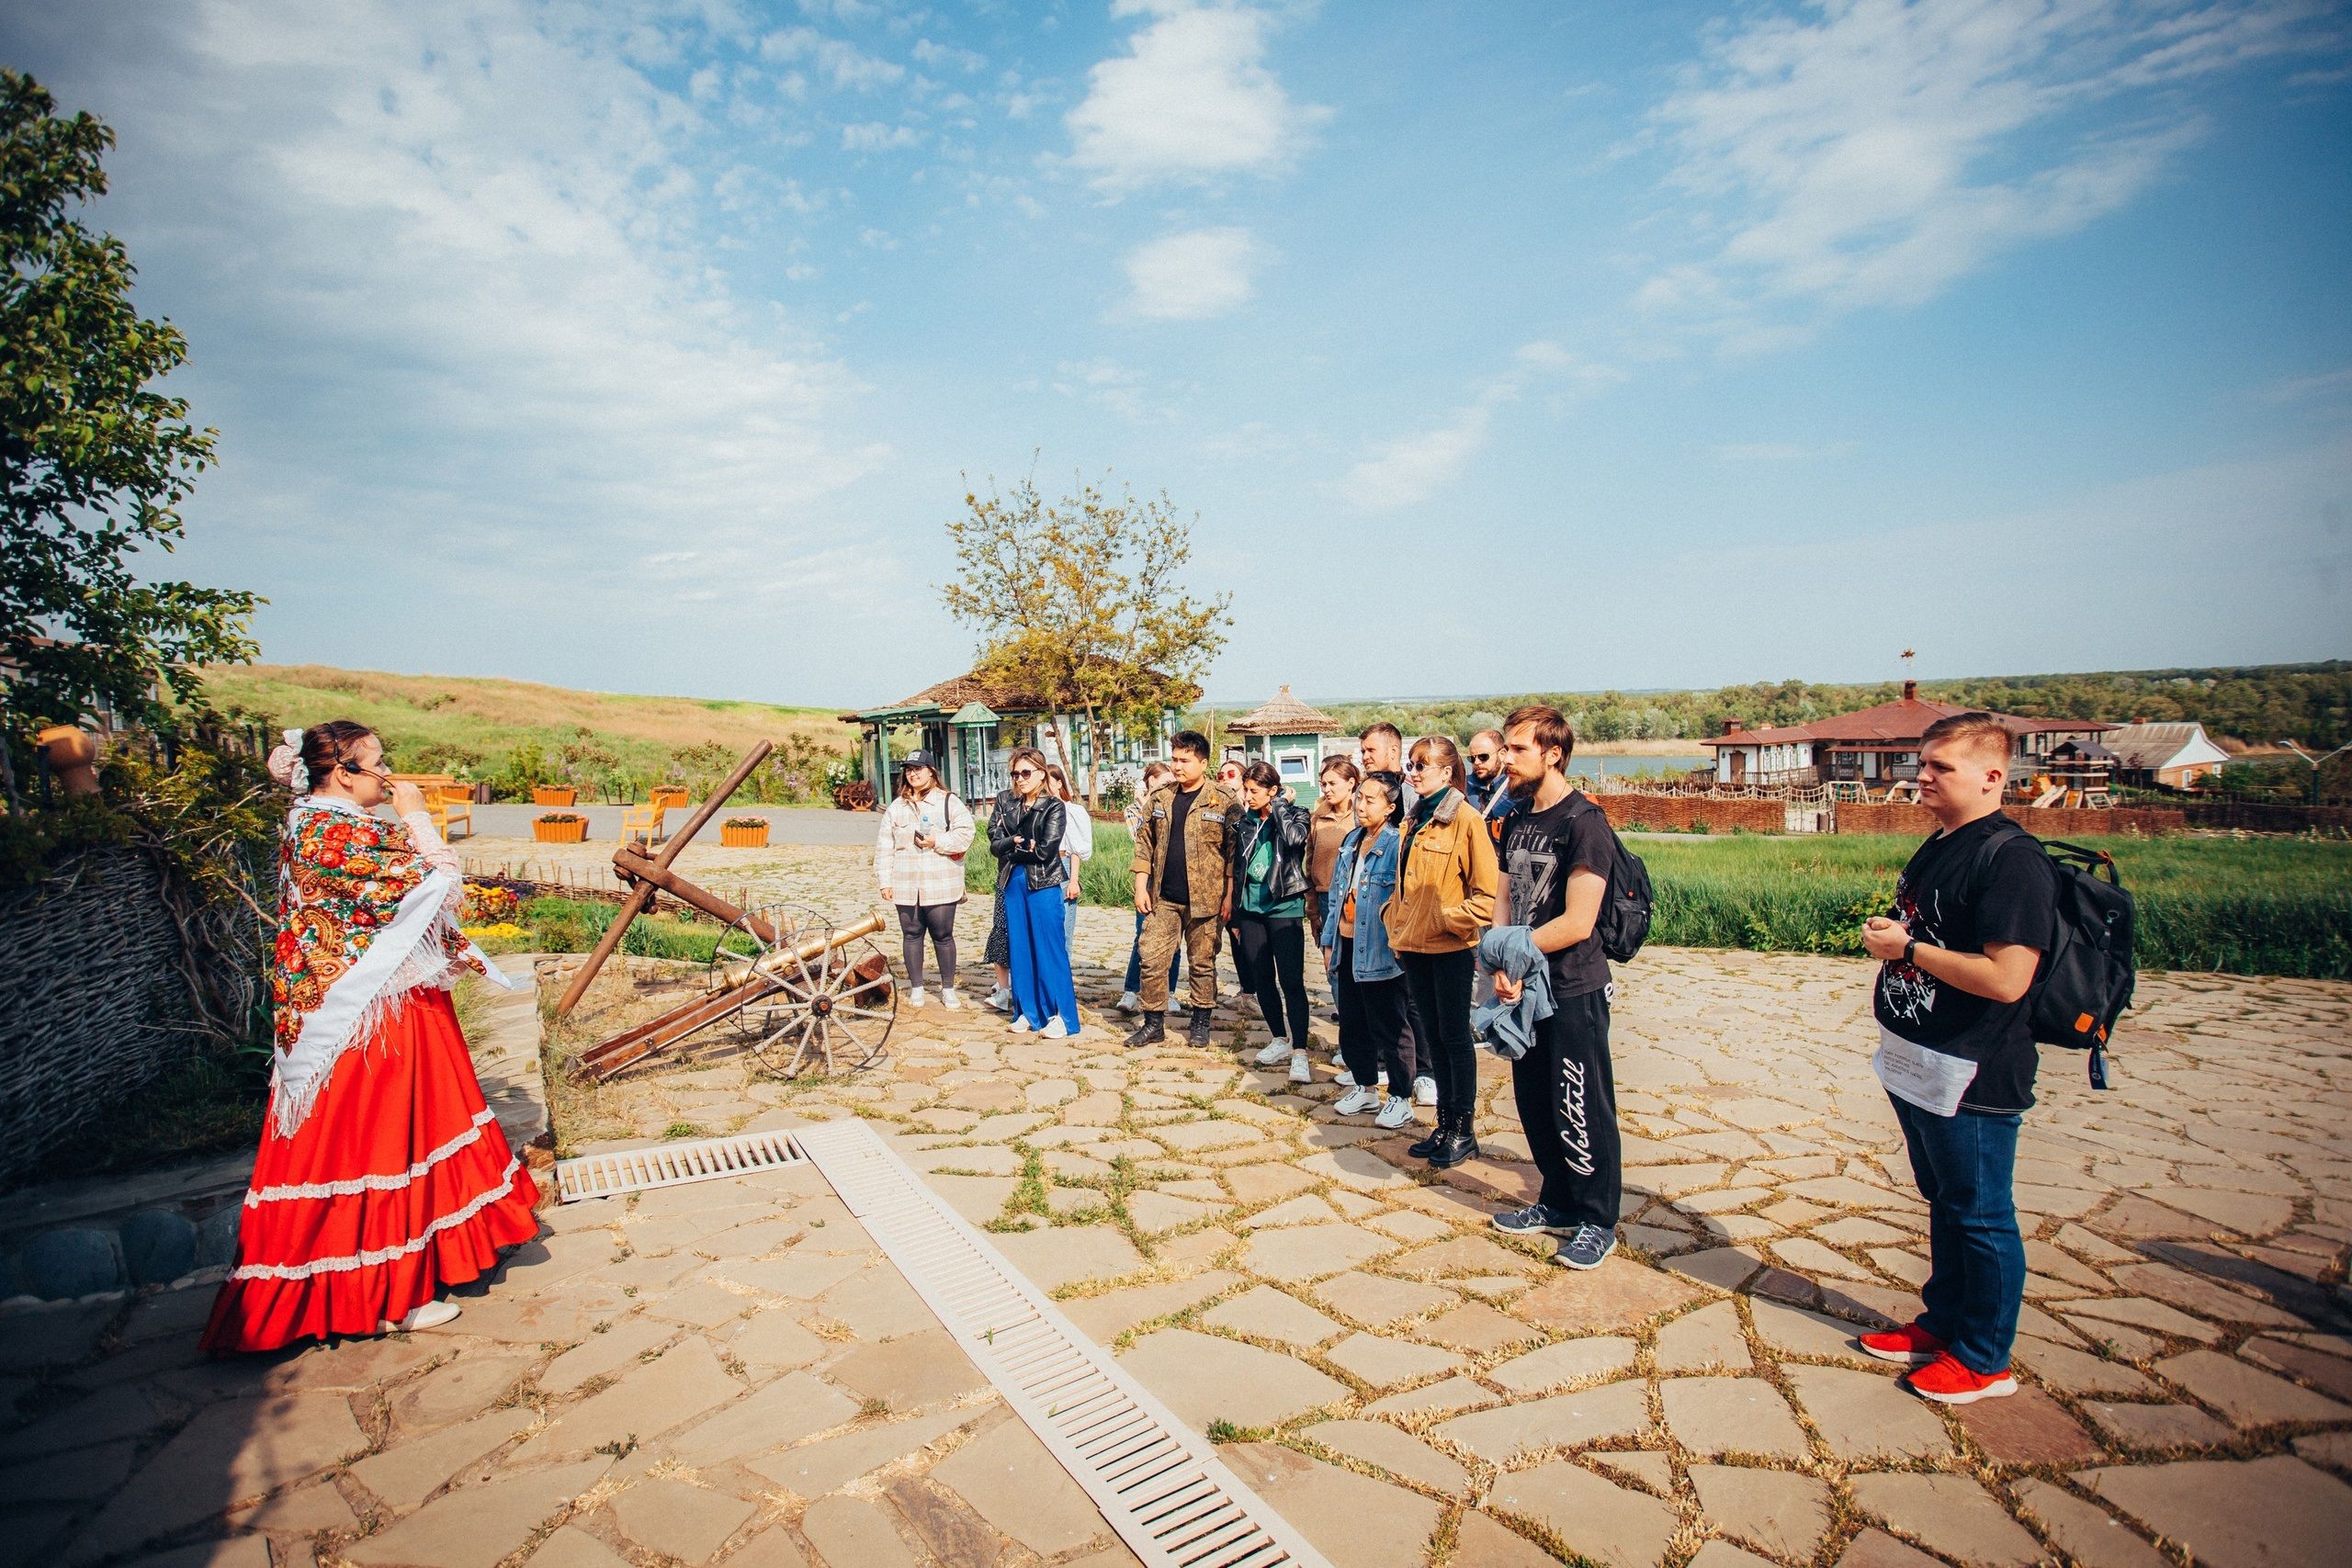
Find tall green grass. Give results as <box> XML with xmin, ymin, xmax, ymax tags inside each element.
<box><xmin>965</xmin><ymin>822</ymin><xmax>1138</xmax><ymax>908</ymax></box>
<box><xmin>1641</xmin><ymin>834</ymin><xmax>2352</xmax><ymax>978</ymax></box>
<box><xmin>476</xmin><ymin>895</ymin><xmax>752</xmax><ymax>963</ymax></box>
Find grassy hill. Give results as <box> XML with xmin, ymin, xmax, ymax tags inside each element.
<box><xmin>195</xmin><ymin>664</ymin><xmax>852</xmax><ymax>802</ymax></box>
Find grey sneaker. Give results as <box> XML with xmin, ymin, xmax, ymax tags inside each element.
<box><xmin>1491</xmin><ymin>1202</ymin><xmax>1574</xmax><ymax>1236</ymax></box>
<box><xmin>1555</xmin><ymin>1224</ymin><xmax>1618</xmax><ymax>1270</ymax></box>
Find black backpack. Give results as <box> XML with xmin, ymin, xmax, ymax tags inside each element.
<box><xmin>1568</xmin><ymin>795</ymin><xmax>1654</xmax><ymax>964</ymax></box>
<box><xmin>1976</xmin><ymin>824</ymin><xmax>2137</xmax><ymax>1089</ymax></box>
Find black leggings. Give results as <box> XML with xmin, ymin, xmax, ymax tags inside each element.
<box><xmin>1233</xmin><ymin>914</ymin><xmax>1309</xmax><ymax>1045</ymax></box>
<box><xmin>897</xmin><ymin>902</ymin><xmax>957</xmax><ymax>989</ymax></box>
<box><xmin>1399</xmin><ymin>948</ymin><xmax>1477</xmax><ymax>1126</ymax></box>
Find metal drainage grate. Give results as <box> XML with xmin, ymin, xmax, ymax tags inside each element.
<box><xmin>554</xmin><ymin>1129</ymin><xmax>807</xmax><ymax>1203</ymax></box>
<box><xmin>794</xmin><ymin>1119</ymin><xmax>1332</xmax><ymax>1568</ymax></box>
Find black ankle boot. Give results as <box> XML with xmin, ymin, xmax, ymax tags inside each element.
<box><xmin>1428</xmin><ymin>1113</ymin><xmax>1481</xmax><ymax>1169</ymax></box>
<box><xmin>1124</xmin><ymin>1011</ymin><xmax>1166</xmax><ymax>1048</ymax></box>
<box><xmin>1187</xmin><ymin>1008</ymin><xmax>1216</xmax><ymax>1047</ymax></box>
<box><xmin>1408</xmin><ymin>1111</ymin><xmax>1445</xmax><ymax>1160</ymax></box>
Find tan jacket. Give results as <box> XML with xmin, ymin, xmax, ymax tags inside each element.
<box><xmin>1384</xmin><ymin>789</ymin><xmax>1498</xmax><ymax>953</ymax></box>
<box><xmin>1128</xmin><ymin>780</ymin><xmax>1240</xmax><ymax>919</ymax></box>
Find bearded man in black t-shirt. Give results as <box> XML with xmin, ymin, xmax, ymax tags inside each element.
<box><xmin>1485</xmin><ymin>705</ymin><xmax>1624</xmax><ymax>1270</ymax></box>
<box><xmin>1856</xmin><ymin>712</ymin><xmax>2054</xmax><ymax>1407</ymax></box>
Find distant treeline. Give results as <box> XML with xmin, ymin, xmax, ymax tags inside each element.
<box><xmin>1231</xmin><ymin>661</ymin><xmax>2349</xmax><ymax>750</ymax></box>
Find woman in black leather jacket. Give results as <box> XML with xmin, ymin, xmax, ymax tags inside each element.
<box><xmin>1227</xmin><ymin>760</ymin><xmax>1315</xmax><ymax>1080</ymax></box>
<box><xmin>991</xmin><ymin>746</ymin><xmax>1080</xmax><ymax>1037</ymax></box>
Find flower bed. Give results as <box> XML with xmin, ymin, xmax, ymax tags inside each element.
<box><xmin>719</xmin><ymin>816</ymin><xmax>769</xmax><ymax>848</ymax></box>
<box><xmin>533</xmin><ymin>812</ymin><xmax>587</xmax><ymax>843</ymax></box>
<box><xmin>532</xmin><ymin>784</ymin><xmax>577</xmax><ymax>807</ymax></box>
<box><xmin>650</xmin><ymin>785</ymin><xmax>692</xmax><ymax>808</ymax></box>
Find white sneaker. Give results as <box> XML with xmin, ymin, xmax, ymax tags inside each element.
<box><xmin>941</xmin><ymin>987</ymin><xmax>963</xmax><ymax>1010</ymax></box>
<box><xmin>1374</xmin><ymin>1096</ymin><xmax>1417</xmax><ymax>1131</ymax></box>
<box><xmin>1413</xmin><ymin>1076</ymin><xmax>1438</xmax><ymax>1107</ymax></box>
<box><xmin>1288</xmin><ymin>1051</ymin><xmax>1312</xmax><ymax>1085</ymax></box>
<box><xmin>985</xmin><ymin>988</ymin><xmax>1012</xmax><ymax>1012</ymax></box>
<box><xmin>1006</xmin><ymin>1017</ymin><xmax>1034</xmax><ymax>1033</ymax></box>
<box><xmin>1115</xmin><ymin>990</ymin><xmax>1141</xmax><ymax>1014</ymax></box>
<box><xmin>907</xmin><ymin>986</ymin><xmax>927</xmax><ymax>1009</ymax></box>
<box><xmin>1333</xmin><ymin>1067</ymin><xmax>1361</xmax><ymax>1089</ymax></box>
<box><xmin>381</xmin><ymin>1299</ymin><xmax>461</xmax><ymax>1333</ymax></box>
<box><xmin>1041</xmin><ymin>1019</ymin><xmax>1074</xmax><ymax>1039</ymax></box>
<box><xmin>1253</xmin><ymin>1038</ymin><xmax>1293</xmax><ymax>1067</ymax></box>
<box><xmin>1334</xmin><ymin>1086</ymin><xmax>1380</xmax><ymax>1116</ymax></box>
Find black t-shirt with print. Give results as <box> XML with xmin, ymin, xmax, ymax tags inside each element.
<box><xmin>1499</xmin><ymin>793</ymin><xmax>1616</xmax><ymax>998</ymax></box>
<box><xmin>1872</xmin><ymin>811</ymin><xmax>2057</xmax><ymax>1114</ymax></box>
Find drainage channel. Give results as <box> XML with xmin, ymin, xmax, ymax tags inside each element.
<box><xmin>556</xmin><ymin>1122</ymin><xmax>1329</xmax><ymax>1566</ymax></box>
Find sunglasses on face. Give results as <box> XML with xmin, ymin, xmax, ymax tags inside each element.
<box><xmin>1011</xmin><ymin>767</ymin><xmax>1039</xmax><ymax>779</ymax></box>
<box><xmin>1411</xmin><ymin>759</ymin><xmax>1449</xmax><ymax>773</ymax></box>
<box><xmin>1468</xmin><ymin>752</ymin><xmax>1495</xmax><ymax>763</ymax></box>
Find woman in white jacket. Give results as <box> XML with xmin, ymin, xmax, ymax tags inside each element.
<box><xmin>875</xmin><ymin>750</ymin><xmax>975</xmax><ymax>1007</ymax></box>
<box><xmin>1047</xmin><ymin>763</ymin><xmax>1092</xmax><ymax>947</ymax></box>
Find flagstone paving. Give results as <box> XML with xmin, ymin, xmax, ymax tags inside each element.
<box><xmin>3</xmin><ymin>837</ymin><xmax>2349</xmax><ymax>1565</ymax></box>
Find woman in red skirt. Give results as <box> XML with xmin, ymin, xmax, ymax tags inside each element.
<box><xmin>203</xmin><ymin>721</ymin><xmax>541</xmax><ymax>1353</ymax></box>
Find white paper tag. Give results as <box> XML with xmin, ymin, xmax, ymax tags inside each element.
<box><xmin>1872</xmin><ymin>1025</ymin><xmax>1978</xmax><ymax>1117</ymax></box>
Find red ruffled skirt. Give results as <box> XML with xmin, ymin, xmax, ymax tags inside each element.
<box><xmin>202</xmin><ymin>987</ymin><xmax>541</xmax><ymax>1353</ymax></box>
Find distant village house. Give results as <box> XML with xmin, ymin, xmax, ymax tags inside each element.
<box><xmin>1700</xmin><ymin>681</ymin><xmax>2112</xmax><ymax>790</ymax></box>
<box><xmin>840</xmin><ymin>662</ymin><xmax>1195</xmax><ymax>802</ymax></box>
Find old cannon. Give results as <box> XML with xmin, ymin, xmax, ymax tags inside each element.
<box><xmin>556</xmin><ymin>741</ymin><xmax>897</xmax><ymax>1083</ymax></box>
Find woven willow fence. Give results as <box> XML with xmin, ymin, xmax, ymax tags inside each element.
<box><xmin>0</xmin><ymin>846</ymin><xmax>267</xmax><ymax>1189</ymax></box>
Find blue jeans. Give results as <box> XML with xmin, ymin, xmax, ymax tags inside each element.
<box><xmin>1006</xmin><ymin>881</ymin><xmax>1080</xmax><ymax>1033</ymax></box>
<box><xmin>1890</xmin><ymin>1094</ymin><xmax>2025</xmax><ymax>1374</ymax></box>
<box><xmin>1123</xmin><ymin>908</ymin><xmax>1181</xmax><ymax>994</ymax></box>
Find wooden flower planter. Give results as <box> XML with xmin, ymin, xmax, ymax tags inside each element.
<box><xmin>533</xmin><ymin>813</ymin><xmax>587</xmax><ymax>843</ymax></box>
<box><xmin>719</xmin><ymin>820</ymin><xmax>769</xmax><ymax>849</ymax></box>
<box><xmin>532</xmin><ymin>785</ymin><xmax>576</xmax><ymax>807</ymax></box>
<box><xmin>650</xmin><ymin>785</ymin><xmax>692</xmax><ymax>808</ymax></box>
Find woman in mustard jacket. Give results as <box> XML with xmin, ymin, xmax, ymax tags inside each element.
<box><xmin>1385</xmin><ymin>735</ymin><xmax>1498</xmax><ymax>1168</ymax></box>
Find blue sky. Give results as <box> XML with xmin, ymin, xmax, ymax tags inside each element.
<box><xmin>7</xmin><ymin>0</ymin><xmax>2348</xmax><ymax>709</ymax></box>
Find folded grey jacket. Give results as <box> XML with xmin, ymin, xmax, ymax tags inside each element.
<box><xmin>1472</xmin><ymin>925</ymin><xmax>1556</xmax><ymax>1060</ymax></box>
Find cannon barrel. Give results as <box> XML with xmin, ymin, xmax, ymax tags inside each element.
<box><xmin>711</xmin><ymin>912</ymin><xmax>887</xmax><ymax>990</ymax></box>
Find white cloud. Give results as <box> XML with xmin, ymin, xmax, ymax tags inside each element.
<box><xmin>760</xmin><ymin>25</ymin><xmax>905</xmax><ymax>90</ymax></box>
<box><xmin>912</xmin><ymin>37</ymin><xmax>985</xmax><ymax>73</ymax></box>
<box><xmin>1644</xmin><ymin>0</ymin><xmax>2343</xmax><ymax>344</ymax></box>
<box><xmin>1122</xmin><ymin>226</ymin><xmax>1261</xmax><ymax>321</ymax></box>
<box><xmin>1340</xmin><ymin>343</ymin><xmax>1623</xmax><ymax>510</ymax></box>
<box><xmin>841</xmin><ymin>120</ymin><xmax>922</xmax><ymax>151</ymax></box>
<box><xmin>1066</xmin><ymin>1</ymin><xmax>1329</xmax><ymax>190</ymax></box>
<box><xmin>1052</xmin><ymin>356</ymin><xmax>1153</xmax><ymax>419</ymax></box>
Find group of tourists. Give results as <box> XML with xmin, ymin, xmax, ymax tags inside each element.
<box><xmin>216</xmin><ymin>705</ymin><xmax>2053</xmax><ymax>1413</ymax></box>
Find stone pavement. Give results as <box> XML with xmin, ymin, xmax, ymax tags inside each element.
<box><xmin>4</xmin><ymin>839</ymin><xmax>2348</xmax><ymax>1567</ymax></box>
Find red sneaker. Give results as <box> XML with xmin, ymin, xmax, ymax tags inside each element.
<box><xmin>1904</xmin><ymin>1351</ymin><xmax>2017</xmax><ymax>1404</ymax></box>
<box><xmin>1858</xmin><ymin>1322</ymin><xmax>1946</xmax><ymax>1367</ymax></box>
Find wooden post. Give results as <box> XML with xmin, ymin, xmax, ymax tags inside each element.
<box><xmin>554</xmin><ymin>739</ymin><xmax>774</xmax><ymax>1015</ymax></box>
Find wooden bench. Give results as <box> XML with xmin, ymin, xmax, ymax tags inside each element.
<box><xmin>390</xmin><ymin>773</ymin><xmax>475</xmax><ymax>840</ymax></box>
<box><xmin>619</xmin><ymin>800</ymin><xmax>667</xmax><ymax>849</ymax></box>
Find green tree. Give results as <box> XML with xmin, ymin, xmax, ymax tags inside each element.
<box><xmin>1</xmin><ymin>71</ymin><xmax>259</xmax><ymax>766</ymax></box>
<box><xmin>941</xmin><ymin>470</ymin><xmax>1231</xmax><ymax>803</ymax></box>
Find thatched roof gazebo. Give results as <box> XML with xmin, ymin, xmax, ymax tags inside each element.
<box><xmin>1226</xmin><ymin>685</ymin><xmax>1341</xmax><ymax>802</ymax></box>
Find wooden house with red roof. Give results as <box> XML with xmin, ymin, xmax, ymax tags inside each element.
<box><xmin>1699</xmin><ymin>681</ymin><xmax>2112</xmax><ymax>791</ymax></box>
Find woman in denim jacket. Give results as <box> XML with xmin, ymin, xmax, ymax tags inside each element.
<box><xmin>1319</xmin><ymin>771</ymin><xmax>1419</xmax><ymax>1131</ymax></box>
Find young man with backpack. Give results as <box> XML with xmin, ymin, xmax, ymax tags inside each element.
<box><xmin>1858</xmin><ymin>711</ymin><xmax>2057</xmax><ymax>1405</ymax></box>
<box><xmin>1486</xmin><ymin>705</ymin><xmax>1628</xmax><ymax>1270</ymax></box>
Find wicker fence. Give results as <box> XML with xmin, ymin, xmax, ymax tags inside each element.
<box><xmin>0</xmin><ymin>847</ymin><xmax>266</xmax><ymax>1190</ymax></box>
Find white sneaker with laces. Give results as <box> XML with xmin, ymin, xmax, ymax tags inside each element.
<box><xmin>1115</xmin><ymin>990</ymin><xmax>1142</xmax><ymax>1014</ymax></box>
<box><xmin>941</xmin><ymin>987</ymin><xmax>963</xmax><ymax>1010</ymax></box>
<box><xmin>985</xmin><ymin>988</ymin><xmax>1012</xmax><ymax>1012</ymax></box>
<box><xmin>1374</xmin><ymin>1096</ymin><xmax>1417</xmax><ymax>1131</ymax></box>
<box><xmin>907</xmin><ymin>986</ymin><xmax>926</xmax><ymax>1009</ymax></box>
<box><xmin>1333</xmin><ymin>1086</ymin><xmax>1380</xmax><ymax>1116</ymax></box>
<box><xmin>1252</xmin><ymin>1037</ymin><xmax>1293</xmax><ymax>1067</ymax></box>
<box><xmin>1287</xmin><ymin>1051</ymin><xmax>1312</xmax><ymax>1084</ymax></box>
<box><xmin>1041</xmin><ymin>1019</ymin><xmax>1074</xmax><ymax>1039</ymax></box>
<box><xmin>1006</xmin><ymin>1017</ymin><xmax>1034</xmax><ymax>1033</ymax></box>
<box><xmin>381</xmin><ymin>1298</ymin><xmax>461</xmax><ymax>1333</ymax></box>
<box><xmin>1413</xmin><ymin>1075</ymin><xmax>1438</xmax><ymax>1106</ymax></box>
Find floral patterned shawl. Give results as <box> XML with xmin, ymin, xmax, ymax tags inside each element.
<box><xmin>268</xmin><ymin>796</ymin><xmax>511</xmax><ymax>1133</ymax></box>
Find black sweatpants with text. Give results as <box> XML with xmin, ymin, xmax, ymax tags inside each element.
<box><xmin>1510</xmin><ymin>985</ymin><xmax>1621</xmax><ymax>1229</ymax></box>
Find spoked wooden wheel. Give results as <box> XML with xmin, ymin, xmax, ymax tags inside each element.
<box><xmin>706</xmin><ymin>902</ymin><xmax>830</xmax><ymax>1043</ymax></box>
<box><xmin>706</xmin><ymin>904</ymin><xmax>897</xmax><ymax>1077</ymax></box>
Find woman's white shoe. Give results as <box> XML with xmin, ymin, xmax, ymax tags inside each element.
<box><xmin>1287</xmin><ymin>1051</ymin><xmax>1313</xmax><ymax>1084</ymax></box>
<box><xmin>1374</xmin><ymin>1096</ymin><xmax>1417</xmax><ymax>1131</ymax></box>
<box><xmin>1040</xmin><ymin>1019</ymin><xmax>1075</xmax><ymax>1039</ymax></box>
<box><xmin>940</xmin><ymin>987</ymin><xmax>963</xmax><ymax>1010</ymax></box>
<box><xmin>1005</xmin><ymin>1017</ymin><xmax>1034</xmax><ymax>1033</ymax></box>
<box><xmin>1252</xmin><ymin>1037</ymin><xmax>1293</xmax><ymax>1066</ymax></box>
<box><xmin>907</xmin><ymin>986</ymin><xmax>927</xmax><ymax>1009</ymax></box>
<box><xmin>381</xmin><ymin>1299</ymin><xmax>461</xmax><ymax>1334</ymax></box>
<box><xmin>1334</xmin><ymin>1086</ymin><xmax>1380</xmax><ymax>1116</ymax></box>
